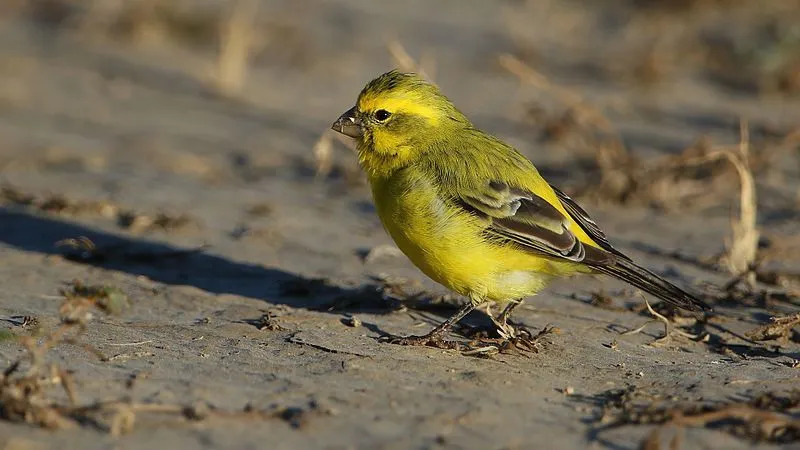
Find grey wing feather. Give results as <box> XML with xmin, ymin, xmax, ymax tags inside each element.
<box><xmin>455</xmin><ymin>180</ymin><xmax>711</xmax><ymax>312</ymax></box>
<box><xmin>549</xmin><ymin>185</ymin><xmax>631</xmax><ymax>261</ymax></box>
<box><xmin>457</xmin><ymin>181</ymin><xmax>612</xmax><ymax>264</ymax></box>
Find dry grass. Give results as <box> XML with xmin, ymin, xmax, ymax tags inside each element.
<box><xmin>669</xmin><ymin>120</ymin><xmax>758</xmax><ymax>282</ymax></box>
<box><xmin>312</xmin><ymin>131</ymin><xmax>334</xmax><ymax>179</ymax></box>
<box><xmin>499</xmin><ymin>53</ymin><xmax>763</xmax><ymax>283</ymax></box>
<box><xmin>1</xmin><ymin>184</ymin><xmax>118</xmax><ymax>218</ymax></box>
<box><xmin>709</xmin><ymin>127</ymin><xmax>756</xmax><ymax>276</ymax></box>
<box><xmin>642</xmin><ymin>400</ymin><xmax>800</xmax><ymax>449</ymax></box>
<box><xmin>595</xmin><ymin>387</ymin><xmax>800</xmax><ymax>447</ymax></box>
<box><xmin>387</xmin><ymin>39</ymin><xmax>436</xmax><ymax>81</ymax></box>
<box><xmin>498</xmin><ymin>53</ymin><xmax>617</xmax><ymax>134</ymax></box>
<box><xmin>0</xmin><ymin>281</ymin><xmax>126</xmax><ymax>430</ymax></box>
<box><xmin>116</xmin><ymin>210</ymin><xmax>197</xmax><ymax>233</ymax></box>
<box><xmin>746</xmin><ymin>313</ymin><xmax>800</xmax><ymax>342</ymax></box>
<box><xmin>620</xmin><ymin>297</ymin><xmax>707</xmax><ymax>345</ymax></box>
<box><xmin>1</xmin><ymin>183</ymin><xmax>198</xmax><ymax>233</ymax></box>
<box><xmin>725</xmin><ymin>122</ymin><xmax>758</xmax><ymax>282</ymax></box>
<box><xmin>568</xmin><ymin>130</ymin><xmax>760</xmax><ymax>215</ymax></box>
<box><xmin>214</xmin><ymin>0</ymin><xmax>258</xmax><ymax>95</ymax></box>
<box><xmin>309</xmin><ymin>131</ymin><xmax>361</xmax><ymax>186</ymax></box>
<box><xmin>0</xmin><ymin>280</ymin><xmax>329</xmax><ymax>435</ymax></box>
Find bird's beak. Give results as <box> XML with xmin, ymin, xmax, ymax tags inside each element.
<box><xmin>331</xmin><ymin>106</ymin><xmax>362</xmax><ymax>138</ymax></box>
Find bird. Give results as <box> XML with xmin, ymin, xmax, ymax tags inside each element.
<box><xmin>331</xmin><ymin>70</ymin><xmax>710</xmax><ymax>347</ymax></box>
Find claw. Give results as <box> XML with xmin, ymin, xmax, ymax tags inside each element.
<box><xmin>380</xmin><ymin>334</ymin><xmax>463</xmax><ymax>350</ymax></box>
<box><xmin>461</xmin><ymin>324</ymin><xmax>548</xmax><ymax>357</ymax></box>
<box><xmin>491</xmin><ymin>315</ymin><xmax>518</xmax><ymax>340</ymax></box>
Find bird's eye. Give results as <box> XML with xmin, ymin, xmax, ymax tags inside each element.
<box><xmin>374</xmin><ymin>109</ymin><xmax>391</xmax><ymax>122</ymax></box>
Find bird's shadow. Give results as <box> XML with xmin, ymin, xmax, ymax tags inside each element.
<box><xmin>0</xmin><ymin>207</ymin><xmax>513</xmax><ymax>343</ymax></box>
<box><xmin>0</xmin><ymin>207</ymin><xmax>371</xmax><ymax>311</ymax></box>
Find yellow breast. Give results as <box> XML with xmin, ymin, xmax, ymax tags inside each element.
<box><xmin>370</xmin><ymin>170</ymin><xmax>579</xmax><ymax>303</ymax></box>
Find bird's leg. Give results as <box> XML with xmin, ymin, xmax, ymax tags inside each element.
<box><xmin>491</xmin><ymin>299</ymin><xmax>524</xmax><ymax>339</ymax></box>
<box><xmin>385</xmin><ymin>301</ymin><xmax>476</xmax><ymax>349</ymax></box>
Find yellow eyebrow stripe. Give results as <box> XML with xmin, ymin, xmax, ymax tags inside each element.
<box><xmin>358</xmin><ymin>95</ymin><xmax>441</xmax><ymax>125</ymax></box>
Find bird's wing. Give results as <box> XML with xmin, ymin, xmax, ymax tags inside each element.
<box><xmin>455</xmin><ymin>179</ymin><xmax>711</xmax><ymax>311</ymax></box>
<box><xmin>548</xmin><ymin>184</ymin><xmax>631</xmax><ymax>261</ymax></box>
<box><xmin>457</xmin><ymin>180</ymin><xmax>615</xmax><ymax>265</ymax></box>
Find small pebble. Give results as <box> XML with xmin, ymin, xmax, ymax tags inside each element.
<box><xmin>343</xmin><ymin>316</ymin><xmax>362</xmax><ymax>327</ymax></box>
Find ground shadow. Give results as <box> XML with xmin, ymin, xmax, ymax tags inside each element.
<box><xmin>0</xmin><ymin>207</ymin><xmax>510</xmax><ymax>338</ymax></box>
<box><xmin>0</xmin><ymin>207</ymin><xmax>362</xmax><ymax>310</ymax></box>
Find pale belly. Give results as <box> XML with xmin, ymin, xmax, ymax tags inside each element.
<box><xmin>371</xmin><ymin>172</ymin><xmax>564</xmax><ymax>303</ymax></box>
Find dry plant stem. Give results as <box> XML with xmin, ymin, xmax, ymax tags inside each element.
<box><xmin>461</xmin><ymin>346</ymin><xmax>500</xmax><ymax>356</ymax></box>
<box><xmin>106</xmin><ymin>340</ymin><xmax>153</xmax><ymax>347</ymax></box>
<box><xmin>497</xmin><ymin>53</ymin><xmax>614</xmax><ymax>132</ymax></box>
<box><xmin>312</xmin><ymin>130</ymin><xmax>357</xmax><ymax>179</ymax></box>
<box><xmin>418</xmin><ymin>49</ymin><xmax>437</xmax><ymax>81</ymax></box>
<box><xmin>668</xmin><ymin>120</ymin><xmax>758</xmax><ymax>284</ymax></box>
<box><xmin>646</xmin><ymin>405</ymin><xmax>800</xmax><ymax>449</ymax></box>
<box><xmin>728</xmin><ymin>120</ymin><xmax>758</xmax><ymax>286</ymax></box>
<box><xmin>387</xmin><ymin>40</ymin><xmax>433</xmax><ymax>81</ymax></box>
<box><xmin>621</xmin><ymin>297</ymin><xmax>702</xmax><ymax>343</ymax></box>
<box><xmin>312</xmin><ymin>131</ymin><xmax>334</xmax><ymax>178</ymax></box>
<box><xmin>746</xmin><ymin>313</ymin><xmax>800</xmax><ymax>342</ymax></box>
<box><xmin>216</xmin><ymin>0</ymin><xmax>258</xmax><ymax>94</ymax></box>
<box><xmin>0</xmin><ymin>282</ymin><xmax>293</xmax><ymax>435</ymax></box>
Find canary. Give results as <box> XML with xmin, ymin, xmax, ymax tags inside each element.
<box><xmin>332</xmin><ymin>70</ymin><xmax>710</xmax><ymax>346</ymax></box>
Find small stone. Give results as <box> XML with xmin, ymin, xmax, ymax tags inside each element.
<box><xmin>342</xmin><ymin>316</ymin><xmax>362</xmax><ymax>327</ymax></box>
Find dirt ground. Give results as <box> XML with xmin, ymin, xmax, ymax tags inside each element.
<box><xmin>1</xmin><ymin>1</ymin><xmax>800</xmax><ymax>448</ymax></box>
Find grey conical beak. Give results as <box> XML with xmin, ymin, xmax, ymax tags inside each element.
<box><xmin>331</xmin><ymin>106</ymin><xmax>362</xmax><ymax>138</ymax></box>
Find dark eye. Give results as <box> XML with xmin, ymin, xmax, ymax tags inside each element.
<box><xmin>374</xmin><ymin>109</ymin><xmax>391</xmax><ymax>122</ymax></box>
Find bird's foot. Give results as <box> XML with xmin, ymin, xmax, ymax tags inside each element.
<box><xmin>463</xmin><ymin>325</ymin><xmax>555</xmax><ymax>357</ymax></box>
<box><xmin>491</xmin><ymin>312</ymin><xmax>522</xmax><ymax>340</ymax></box>
<box><xmin>494</xmin><ymin>321</ymin><xmax>519</xmax><ymax>340</ymax></box>
<box><xmin>381</xmin><ymin>333</ymin><xmax>463</xmax><ymax>350</ymax></box>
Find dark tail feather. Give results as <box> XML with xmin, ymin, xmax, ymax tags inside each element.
<box><xmin>592</xmin><ymin>259</ymin><xmax>712</xmax><ymax>312</ymax></box>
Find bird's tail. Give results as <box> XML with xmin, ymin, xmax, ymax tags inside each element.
<box><xmin>592</xmin><ymin>259</ymin><xmax>712</xmax><ymax>312</ymax></box>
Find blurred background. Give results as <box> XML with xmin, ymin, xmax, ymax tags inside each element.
<box><xmin>1</xmin><ymin>1</ymin><xmax>800</xmax><ymax>447</ymax></box>
<box><xmin>1</xmin><ymin>0</ymin><xmax>798</xmax><ymax>282</ymax></box>
<box><xmin>0</xmin><ymin>0</ymin><xmax>799</xmax><ymax>292</ymax></box>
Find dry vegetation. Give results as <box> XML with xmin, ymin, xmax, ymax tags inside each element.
<box><xmin>0</xmin><ymin>281</ymin><xmax>329</xmax><ymax>436</ymax></box>
<box><xmin>16</xmin><ymin>0</ymin><xmax>306</xmax><ymax>96</ymax></box>
<box><xmin>495</xmin><ymin>10</ymin><xmax>800</xmax><ymax>444</ymax></box>
<box><xmin>1</xmin><ymin>0</ymin><xmax>799</xmax><ymax>448</ymax></box>
<box><xmin>594</xmin><ymin>387</ymin><xmax>800</xmax><ymax>448</ymax></box>
<box><xmin>214</xmin><ymin>0</ymin><xmax>258</xmax><ymax>95</ymax></box>
<box><xmin>499</xmin><ymin>55</ymin><xmax>776</xmax><ymax>287</ymax></box>
<box><xmin>0</xmin><ymin>184</ymin><xmax>198</xmax><ymax>233</ymax></box>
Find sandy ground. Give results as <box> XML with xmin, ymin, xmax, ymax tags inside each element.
<box><xmin>1</xmin><ymin>1</ymin><xmax>800</xmax><ymax>448</ymax></box>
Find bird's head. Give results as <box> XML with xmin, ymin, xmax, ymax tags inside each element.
<box><xmin>332</xmin><ymin>70</ymin><xmax>470</xmax><ymax>177</ymax></box>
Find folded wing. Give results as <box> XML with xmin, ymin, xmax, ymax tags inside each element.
<box><xmin>458</xmin><ymin>180</ymin><xmax>613</xmax><ymax>265</ymax></box>
<box><xmin>455</xmin><ymin>180</ymin><xmax>711</xmax><ymax>312</ymax></box>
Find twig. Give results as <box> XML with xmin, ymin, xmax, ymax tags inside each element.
<box><xmin>621</xmin><ymin>296</ymin><xmax>704</xmax><ymax>343</ymax></box>
<box><xmin>312</xmin><ymin>131</ymin><xmax>334</xmax><ymax>178</ymax></box>
<box><xmin>498</xmin><ymin>53</ymin><xmax>614</xmax><ymax>132</ymax></box>
<box><xmin>215</xmin><ymin>0</ymin><xmax>258</xmax><ymax>95</ymax></box>
<box><xmin>387</xmin><ymin>39</ymin><xmax>433</xmax><ymax>81</ymax></box>
<box><xmin>746</xmin><ymin>313</ymin><xmax>800</xmax><ymax>342</ymax></box>
<box><xmin>645</xmin><ymin>404</ymin><xmax>800</xmax><ymax>448</ymax></box>
<box><xmin>105</xmin><ymin>340</ymin><xmax>153</xmax><ymax>347</ymax></box>
<box><xmin>658</xmin><ymin>120</ymin><xmax>758</xmax><ymax>283</ymax></box>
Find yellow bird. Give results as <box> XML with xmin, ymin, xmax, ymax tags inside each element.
<box><xmin>332</xmin><ymin>70</ymin><xmax>709</xmax><ymax>346</ymax></box>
